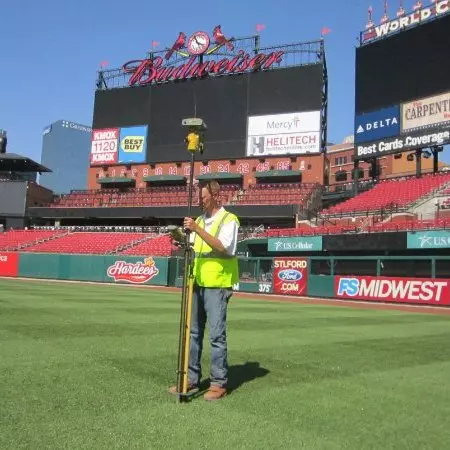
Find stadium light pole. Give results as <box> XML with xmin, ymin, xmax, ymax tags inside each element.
<box><xmin>170</xmin><ymin>118</ymin><xmax>206</xmax><ymax>403</ymax></box>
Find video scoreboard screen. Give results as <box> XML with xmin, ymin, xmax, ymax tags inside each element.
<box><xmin>91</xmin><ymin>64</ymin><xmax>324</xmax><ymax>165</ymax></box>
<box><xmin>354</xmin><ymin>10</ymin><xmax>450</xmax><ymax>160</ymax></box>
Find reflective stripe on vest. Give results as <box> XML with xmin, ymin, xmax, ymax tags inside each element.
<box><xmin>193</xmin><ymin>209</ymin><xmax>239</xmax><ymax>288</ymax></box>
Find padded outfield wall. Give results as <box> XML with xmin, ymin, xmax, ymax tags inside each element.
<box><xmin>1</xmin><ymin>251</ymin><xmax>450</xmax><ymax>307</ymax></box>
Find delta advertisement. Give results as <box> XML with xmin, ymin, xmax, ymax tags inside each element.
<box><xmin>0</xmin><ymin>253</ymin><xmax>19</xmax><ymax>277</ymax></box>
<box><xmin>355</xmin><ymin>90</ymin><xmax>450</xmax><ymax>159</ymax></box>
<box><xmin>335</xmin><ymin>276</ymin><xmax>450</xmax><ymax>305</ymax></box>
<box><xmin>272</xmin><ymin>257</ymin><xmax>309</xmax><ymax>295</ymax></box>
<box><xmin>246</xmin><ymin>111</ymin><xmax>321</xmax><ymax>157</ymax></box>
<box><xmin>91</xmin><ymin>125</ymin><xmax>148</xmax><ymax>165</ymax></box>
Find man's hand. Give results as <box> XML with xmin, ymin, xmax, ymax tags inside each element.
<box><xmin>183</xmin><ymin>217</ymin><xmax>198</xmax><ymax>232</ymax></box>
<box><xmin>184</xmin><ymin>216</ymin><xmax>227</xmax><ymax>254</ymax></box>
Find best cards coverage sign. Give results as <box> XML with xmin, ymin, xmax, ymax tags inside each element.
<box><xmin>272</xmin><ymin>257</ymin><xmax>309</xmax><ymax>296</ymax></box>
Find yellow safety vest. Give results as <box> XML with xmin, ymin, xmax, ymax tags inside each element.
<box><xmin>193</xmin><ymin>209</ymin><xmax>240</xmax><ymax>288</ymax></box>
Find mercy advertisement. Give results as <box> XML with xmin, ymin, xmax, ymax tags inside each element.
<box><xmin>273</xmin><ymin>258</ymin><xmax>309</xmax><ymax>295</ymax></box>
<box><xmin>0</xmin><ymin>253</ymin><xmax>19</xmax><ymax>277</ymax></box>
<box><xmin>246</xmin><ymin>111</ymin><xmax>321</xmax><ymax>156</ymax></box>
<box><xmin>335</xmin><ymin>276</ymin><xmax>450</xmax><ymax>305</ymax></box>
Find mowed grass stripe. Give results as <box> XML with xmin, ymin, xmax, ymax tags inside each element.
<box><xmin>1</xmin><ymin>278</ymin><xmax>450</xmax><ymax>449</ymax></box>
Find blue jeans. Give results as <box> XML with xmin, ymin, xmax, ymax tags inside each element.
<box><xmin>188</xmin><ymin>286</ymin><xmax>233</xmax><ymax>387</ymax></box>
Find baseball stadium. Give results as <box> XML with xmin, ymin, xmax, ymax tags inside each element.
<box><xmin>2</xmin><ymin>2</ymin><xmax>450</xmax><ymax>448</ymax></box>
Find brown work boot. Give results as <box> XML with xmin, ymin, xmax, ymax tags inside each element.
<box><xmin>204</xmin><ymin>385</ymin><xmax>227</xmax><ymax>401</ymax></box>
<box><xmin>168</xmin><ymin>384</ymin><xmax>199</xmax><ymax>395</ymax></box>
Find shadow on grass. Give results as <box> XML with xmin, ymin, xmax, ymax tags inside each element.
<box><xmin>196</xmin><ymin>361</ymin><xmax>270</xmax><ymax>396</ymax></box>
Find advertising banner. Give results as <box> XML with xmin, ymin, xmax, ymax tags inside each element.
<box><xmin>106</xmin><ymin>256</ymin><xmax>160</xmax><ymax>284</ymax></box>
<box><xmin>354</xmin><ymin>105</ymin><xmax>400</xmax><ymax>144</ymax></box>
<box><xmin>273</xmin><ymin>257</ymin><xmax>309</xmax><ymax>295</ymax></box>
<box><xmin>407</xmin><ymin>231</ymin><xmax>450</xmax><ymax>249</ymax></box>
<box><xmin>268</xmin><ymin>236</ymin><xmax>322</xmax><ymax>252</ymax></box>
<box><xmin>355</xmin><ymin>129</ymin><xmax>450</xmax><ymax>159</ymax></box>
<box><xmin>335</xmin><ymin>276</ymin><xmax>450</xmax><ymax>305</ymax></box>
<box><xmin>361</xmin><ymin>0</ymin><xmax>450</xmax><ymax>43</ymax></box>
<box><xmin>90</xmin><ymin>128</ymin><xmax>119</xmax><ymax>165</ymax></box>
<box><xmin>246</xmin><ymin>111</ymin><xmax>321</xmax><ymax>156</ymax></box>
<box><xmin>0</xmin><ymin>252</ymin><xmax>19</xmax><ymax>277</ymax></box>
<box><xmin>401</xmin><ymin>91</ymin><xmax>450</xmax><ymax>133</ymax></box>
<box><xmin>118</xmin><ymin>126</ymin><xmax>148</xmax><ymax>163</ymax></box>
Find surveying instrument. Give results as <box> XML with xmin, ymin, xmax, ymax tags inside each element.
<box><xmin>169</xmin><ymin>117</ymin><xmax>206</xmax><ymax>403</ymax></box>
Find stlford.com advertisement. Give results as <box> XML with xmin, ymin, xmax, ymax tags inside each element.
<box><xmin>273</xmin><ymin>257</ymin><xmax>309</xmax><ymax>295</ymax></box>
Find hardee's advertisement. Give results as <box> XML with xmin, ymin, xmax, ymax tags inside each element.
<box><xmin>0</xmin><ymin>252</ymin><xmax>19</xmax><ymax>277</ymax></box>
<box><xmin>118</xmin><ymin>126</ymin><xmax>148</xmax><ymax>163</ymax></box>
<box><xmin>107</xmin><ymin>257</ymin><xmax>159</xmax><ymax>284</ymax></box>
<box><xmin>273</xmin><ymin>257</ymin><xmax>309</xmax><ymax>296</ymax></box>
<box><xmin>335</xmin><ymin>276</ymin><xmax>450</xmax><ymax>306</ymax></box>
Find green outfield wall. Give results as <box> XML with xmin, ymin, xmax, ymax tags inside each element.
<box><xmin>1</xmin><ymin>252</ymin><xmax>450</xmax><ymax>306</ymax></box>
<box><xmin>17</xmin><ymin>254</ymin><xmax>169</xmax><ymax>286</ymax></box>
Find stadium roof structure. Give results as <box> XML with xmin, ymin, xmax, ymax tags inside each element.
<box><xmin>0</xmin><ymin>153</ymin><xmax>51</xmax><ymax>173</ymax></box>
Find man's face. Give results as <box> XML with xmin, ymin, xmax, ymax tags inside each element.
<box><xmin>200</xmin><ymin>186</ymin><xmax>214</xmax><ymax>212</ymax></box>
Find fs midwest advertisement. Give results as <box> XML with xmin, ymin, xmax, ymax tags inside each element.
<box><xmin>335</xmin><ymin>276</ymin><xmax>450</xmax><ymax>306</ymax></box>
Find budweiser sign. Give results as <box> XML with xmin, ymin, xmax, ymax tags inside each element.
<box><xmin>107</xmin><ymin>257</ymin><xmax>159</xmax><ymax>284</ymax></box>
<box><xmin>123</xmin><ymin>51</ymin><xmax>284</xmax><ymax>86</ymax></box>
<box><xmin>121</xmin><ymin>26</ymin><xmax>284</xmax><ymax>86</ymax></box>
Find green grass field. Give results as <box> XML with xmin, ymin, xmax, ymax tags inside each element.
<box><xmin>1</xmin><ymin>278</ymin><xmax>450</xmax><ymax>449</ymax></box>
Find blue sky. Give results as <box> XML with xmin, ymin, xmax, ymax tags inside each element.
<box><xmin>2</xmin><ymin>0</ymin><xmax>448</xmax><ymax>163</ymax></box>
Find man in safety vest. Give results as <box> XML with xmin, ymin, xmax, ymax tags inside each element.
<box><xmin>170</xmin><ymin>180</ymin><xmax>239</xmax><ymax>401</ymax></box>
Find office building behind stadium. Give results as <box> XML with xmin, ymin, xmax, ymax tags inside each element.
<box><xmin>39</xmin><ymin>120</ymin><xmax>92</xmax><ymax>194</ymax></box>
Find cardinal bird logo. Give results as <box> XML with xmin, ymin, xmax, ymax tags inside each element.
<box><xmin>165</xmin><ymin>32</ymin><xmax>186</xmax><ymax>60</ymax></box>
<box><xmin>212</xmin><ymin>25</ymin><xmax>234</xmax><ymax>51</ymax></box>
